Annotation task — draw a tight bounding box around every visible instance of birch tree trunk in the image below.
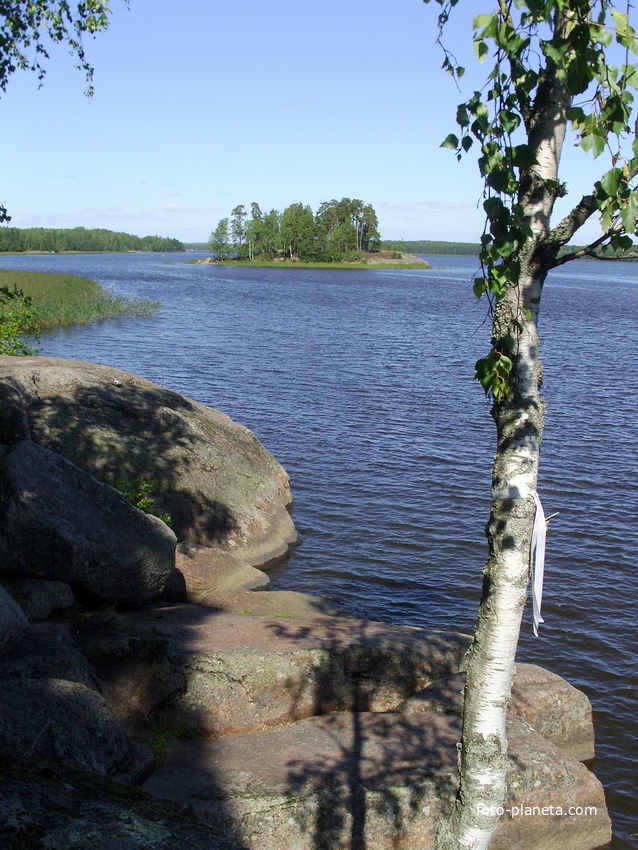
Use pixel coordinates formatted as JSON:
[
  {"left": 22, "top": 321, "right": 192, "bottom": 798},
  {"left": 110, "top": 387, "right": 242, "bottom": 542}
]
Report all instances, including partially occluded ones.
[
  {"left": 434, "top": 264, "right": 546, "bottom": 850},
  {"left": 434, "top": 59, "right": 571, "bottom": 850}
]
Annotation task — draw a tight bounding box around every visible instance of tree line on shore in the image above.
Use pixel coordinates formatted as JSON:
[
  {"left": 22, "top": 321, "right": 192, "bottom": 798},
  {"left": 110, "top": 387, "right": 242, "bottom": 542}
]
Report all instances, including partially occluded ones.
[
  {"left": 383, "top": 239, "right": 481, "bottom": 255},
  {"left": 0, "top": 227, "right": 185, "bottom": 254},
  {"left": 209, "top": 198, "right": 381, "bottom": 262},
  {"left": 382, "top": 238, "right": 638, "bottom": 260}
]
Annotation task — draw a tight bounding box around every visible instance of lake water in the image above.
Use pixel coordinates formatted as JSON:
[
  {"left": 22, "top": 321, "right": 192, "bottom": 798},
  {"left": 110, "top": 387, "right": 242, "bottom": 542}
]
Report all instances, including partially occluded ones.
[{"left": 1, "top": 251, "right": 636, "bottom": 847}]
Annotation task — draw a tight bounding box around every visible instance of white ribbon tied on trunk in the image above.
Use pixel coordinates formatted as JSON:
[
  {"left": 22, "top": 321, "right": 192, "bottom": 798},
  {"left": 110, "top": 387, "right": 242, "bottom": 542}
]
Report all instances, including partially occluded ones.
[{"left": 492, "top": 486, "right": 546, "bottom": 636}]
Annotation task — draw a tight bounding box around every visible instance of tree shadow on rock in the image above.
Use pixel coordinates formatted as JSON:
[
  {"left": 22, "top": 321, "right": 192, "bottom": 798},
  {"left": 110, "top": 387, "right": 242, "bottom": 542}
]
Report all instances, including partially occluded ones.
[
  {"left": 2, "top": 376, "right": 239, "bottom": 545},
  {"left": 99, "top": 607, "right": 467, "bottom": 849},
  {"left": 282, "top": 700, "right": 461, "bottom": 850},
  {"left": 265, "top": 618, "right": 466, "bottom": 849}
]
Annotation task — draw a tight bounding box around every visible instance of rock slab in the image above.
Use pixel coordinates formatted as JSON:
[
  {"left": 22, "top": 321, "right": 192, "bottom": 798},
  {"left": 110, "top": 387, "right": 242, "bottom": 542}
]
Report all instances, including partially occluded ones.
[
  {"left": 0, "top": 585, "right": 28, "bottom": 654},
  {"left": 0, "top": 440, "right": 176, "bottom": 604},
  {"left": 0, "top": 357, "right": 297, "bottom": 568},
  {"left": 399, "top": 663, "right": 596, "bottom": 762},
  {"left": 1, "top": 577, "right": 74, "bottom": 622},
  {"left": 112, "top": 607, "right": 472, "bottom": 736},
  {"left": 0, "top": 763, "right": 245, "bottom": 850},
  {"left": 143, "top": 711, "right": 611, "bottom": 850},
  {"left": 0, "top": 678, "right": 133, "bottom": 776}
]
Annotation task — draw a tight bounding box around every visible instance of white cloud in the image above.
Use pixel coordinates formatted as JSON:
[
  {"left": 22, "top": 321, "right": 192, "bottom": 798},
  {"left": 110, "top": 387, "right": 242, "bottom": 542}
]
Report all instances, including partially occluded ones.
[
  {"left": 378, "top": 200, "right": 475, "bottom": 215},
  {"left": 415, "top": 200, "right": 476, "bottom": 210},
  {"left": 163, "top": 203, "right": 202, "bottom": 214}
]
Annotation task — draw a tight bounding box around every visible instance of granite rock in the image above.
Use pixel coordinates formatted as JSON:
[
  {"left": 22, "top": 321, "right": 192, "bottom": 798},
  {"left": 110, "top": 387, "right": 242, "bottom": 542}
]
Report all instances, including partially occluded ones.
[
  {"left": 0, "top": 585, "right": 28, "bottom": 655},
  {"left": 0, "top": 440, "right": 176, "bottom": 604},
  {"left": 0, "top": 357, "right": 297, "bottom": 569}
]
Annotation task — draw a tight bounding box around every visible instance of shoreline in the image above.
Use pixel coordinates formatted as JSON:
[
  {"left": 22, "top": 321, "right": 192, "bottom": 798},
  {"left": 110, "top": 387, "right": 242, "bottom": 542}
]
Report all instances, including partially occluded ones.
[{"left": 191, "top": 251, "right": 430, "bottom": 270}]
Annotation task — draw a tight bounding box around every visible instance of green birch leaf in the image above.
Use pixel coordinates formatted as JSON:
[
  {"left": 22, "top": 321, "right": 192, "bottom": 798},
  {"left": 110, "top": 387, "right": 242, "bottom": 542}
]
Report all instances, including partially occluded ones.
[
  {"left": 543, "top": 41, "right": 565, "bottom": 65},
  {"left": 473, "top": 277, "right": 487, "bottom": 297},
  {"left": 620, "top": 193, "right": 638, "bottom": 232},
  {"left": 474, "top": 39, "right": 489, "bottom": 61},
  {"left": 500, "top": 110, "right": 520, "bottom": 133},
  {"left": 457, "top": 104, "right": 469, "bottom": 127},
  {"left": 592, "top": 135, "right": 607, "bottom": 157},
  {"left": 494, "top": 237, "right": 517, "bottom": 258},
  {"left": 600, "top": 201, "right": 614, "bottom": 231},
  {"left": 601, "top": 167, "right": 624, "bottom": 196},
  {"left": 619, "top": 34, "right": 638, "bottom": 56},
  {"left": 566, "top": 105, "right": 586, "bottom": 124},
  {"left": 590, "top": 23, "right": 613, "bottom": 46},
  {"left": 611, "top": 233, "right": 634, "bottom": 251},
  {"left": 483, "top": 196, "right": 504, "bottom": 217},
  {"left": 496, "top": 353, "right": 513, "bottom": 375},
  {"left": 441, "top": 133, "right": 459, "bottom": 150},
  {"left": 512, "top": 145, "right": 536, "bottom": 167},
  {"left": 473, "top": 14, "right": 495, "bottom": 30},
  {"left": 623, "top": 64, "right": 638, "bottom": 86},
  {"left": 611, "top": 10, "right": 629, "bottom": 30},
  {"left": 581, "top": 132, "right": 606, "bottom": 157}
]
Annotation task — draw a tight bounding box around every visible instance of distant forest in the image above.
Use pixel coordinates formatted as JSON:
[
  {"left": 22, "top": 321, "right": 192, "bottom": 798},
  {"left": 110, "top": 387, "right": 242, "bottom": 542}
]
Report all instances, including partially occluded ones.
[
  {"left": 382, "top": 240, "right": 480, "bottom": 255},
  {"left": 382, "top": 239, "right": 638, "bottom": 261},
  {"left": 0, "top": 227, "right": 185, "bottom": 253}
]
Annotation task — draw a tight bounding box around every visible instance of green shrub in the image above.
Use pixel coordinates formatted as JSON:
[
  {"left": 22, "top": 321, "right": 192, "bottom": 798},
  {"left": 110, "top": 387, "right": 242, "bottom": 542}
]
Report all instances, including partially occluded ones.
[
  {"left": 152, "top": 710, "right": 202, "bottom": 758},
  {"left": 0, "top": 285, "right": 41, "bottom": 355},
  {"left": 106, "top": 476, "right": 173, "bottom": 528}
]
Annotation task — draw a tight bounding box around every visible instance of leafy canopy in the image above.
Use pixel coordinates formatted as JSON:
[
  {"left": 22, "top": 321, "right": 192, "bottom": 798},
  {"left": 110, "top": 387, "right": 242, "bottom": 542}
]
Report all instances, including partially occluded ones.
[
  {"left": 431, "top": 0, "right": 638, "bottom": 398},
  {"left": 0, "top": 1, "right": 124, "bottom": 95},
  {"left": 210, "top": 198, "right": 381, "bottom": 262},
  {"left": 0, "top": 1, "right": 124, "bottom": 228},
  {"left": 0, "top": 2, "right": 123, "bottom": 354}
]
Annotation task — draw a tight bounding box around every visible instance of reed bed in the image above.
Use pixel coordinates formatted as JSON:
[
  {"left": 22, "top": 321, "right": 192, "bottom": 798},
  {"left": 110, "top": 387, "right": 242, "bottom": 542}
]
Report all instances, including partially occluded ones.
[{"left": 0, "top": 269, "right": 160, "bottom": 329}]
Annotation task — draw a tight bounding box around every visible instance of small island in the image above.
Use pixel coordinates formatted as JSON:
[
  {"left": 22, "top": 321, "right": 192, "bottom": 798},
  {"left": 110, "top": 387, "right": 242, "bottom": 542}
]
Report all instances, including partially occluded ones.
[
  {"left": 196, "top": 250, "right": 429, "bottom": 270},
  {"left": 203, "top": 198, "right": 430, "bottom": 268}
]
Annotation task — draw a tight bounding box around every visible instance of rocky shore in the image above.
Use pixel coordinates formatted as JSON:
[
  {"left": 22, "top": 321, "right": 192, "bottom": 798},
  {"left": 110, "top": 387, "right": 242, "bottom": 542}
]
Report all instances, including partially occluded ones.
[
  {"left": 0, "top": 357, "right": 612, "bottom": 849},
  {"left": 195, "top": 250, "right": 429, "bottom": 268}
]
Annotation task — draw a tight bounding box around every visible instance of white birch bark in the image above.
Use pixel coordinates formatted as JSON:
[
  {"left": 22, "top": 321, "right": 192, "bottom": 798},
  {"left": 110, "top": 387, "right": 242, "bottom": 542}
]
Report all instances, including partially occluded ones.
[{"left": 434, "top": 55, "right": 572, "bottom": 850}]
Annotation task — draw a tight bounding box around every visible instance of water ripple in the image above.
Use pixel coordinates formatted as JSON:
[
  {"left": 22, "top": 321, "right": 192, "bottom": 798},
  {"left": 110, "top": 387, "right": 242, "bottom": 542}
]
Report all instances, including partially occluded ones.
[{"left": 1, "top": 251, "right": 635, "bottom": 847}]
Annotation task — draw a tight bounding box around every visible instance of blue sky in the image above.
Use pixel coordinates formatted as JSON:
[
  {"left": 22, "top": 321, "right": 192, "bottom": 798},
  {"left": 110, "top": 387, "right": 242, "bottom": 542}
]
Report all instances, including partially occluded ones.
[{"left": 0, "top": 0, "right": 610, "bottom": 243}]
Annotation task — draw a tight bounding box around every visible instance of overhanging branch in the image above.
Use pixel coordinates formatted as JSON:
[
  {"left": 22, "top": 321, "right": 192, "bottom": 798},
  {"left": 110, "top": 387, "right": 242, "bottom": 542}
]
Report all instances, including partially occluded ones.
[
  {"left": 547, "top": 192, "right": 598, "bottom": 254},
  {"left": 550, "top": 229, "right": 618, "bottom": 266}
]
